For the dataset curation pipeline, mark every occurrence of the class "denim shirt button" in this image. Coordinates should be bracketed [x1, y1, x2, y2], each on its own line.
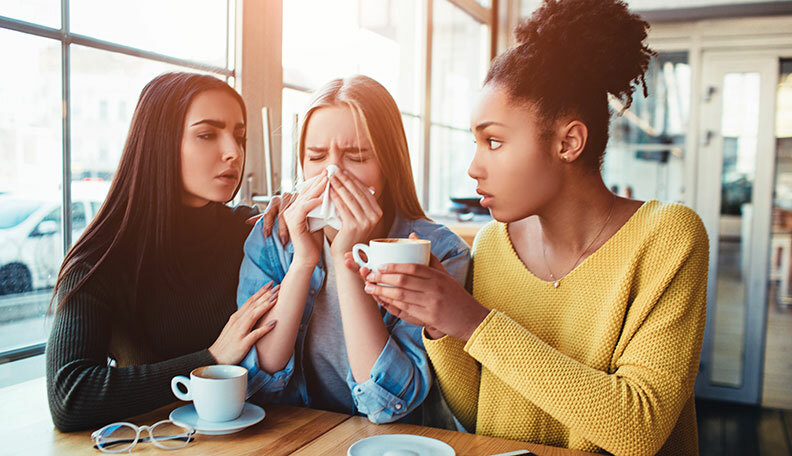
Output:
[309, 290, 316, 297]
[394, 403, 403, 410]
[299, 324, 305, 331]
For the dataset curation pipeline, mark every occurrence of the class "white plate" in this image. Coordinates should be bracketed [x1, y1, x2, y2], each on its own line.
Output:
[348, 434, 455, 456]
[169, 403, 265, 435]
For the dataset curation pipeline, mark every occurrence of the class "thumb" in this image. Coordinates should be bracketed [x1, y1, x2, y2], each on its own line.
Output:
[410, 232, 443, 270]
[429, 252, 444, 270]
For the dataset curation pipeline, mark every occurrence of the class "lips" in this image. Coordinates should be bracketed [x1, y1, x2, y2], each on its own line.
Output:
[215, 169, 240, 185]
[476, 188, 494, 207]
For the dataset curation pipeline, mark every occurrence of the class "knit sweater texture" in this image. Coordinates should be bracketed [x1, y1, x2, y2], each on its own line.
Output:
[46, 202, 256, 432]
[424, 201, 709, 456]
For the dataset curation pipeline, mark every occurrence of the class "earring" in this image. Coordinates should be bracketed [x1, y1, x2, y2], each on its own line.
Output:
[561, 155, 569, 161]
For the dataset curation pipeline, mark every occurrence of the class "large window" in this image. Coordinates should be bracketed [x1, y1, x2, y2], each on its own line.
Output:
[0, 1, 235, 386]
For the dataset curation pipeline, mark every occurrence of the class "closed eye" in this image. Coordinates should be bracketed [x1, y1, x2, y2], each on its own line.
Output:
[346, 154, 368, 162]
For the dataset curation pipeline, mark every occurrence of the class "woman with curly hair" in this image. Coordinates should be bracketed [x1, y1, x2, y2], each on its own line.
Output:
[357, 0, 709, 454]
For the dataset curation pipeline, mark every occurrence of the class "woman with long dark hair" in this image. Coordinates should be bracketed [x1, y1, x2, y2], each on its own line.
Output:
[46, 72, 278, 432]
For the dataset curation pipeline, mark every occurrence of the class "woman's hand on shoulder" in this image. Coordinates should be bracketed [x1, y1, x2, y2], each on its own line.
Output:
[209, 282, 280, 365]
[245, 192, 298, 247]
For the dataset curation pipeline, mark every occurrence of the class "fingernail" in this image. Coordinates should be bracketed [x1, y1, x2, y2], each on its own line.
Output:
[265, 320, 277, 327]
[364, 284, 374, 293]
[366, 273, 375, 281]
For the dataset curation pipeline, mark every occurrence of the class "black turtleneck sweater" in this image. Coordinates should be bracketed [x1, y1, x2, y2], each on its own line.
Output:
[45, 202, 257, 432]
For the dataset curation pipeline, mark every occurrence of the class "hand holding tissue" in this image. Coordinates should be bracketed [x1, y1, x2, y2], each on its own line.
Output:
[296, 165, 342, 232]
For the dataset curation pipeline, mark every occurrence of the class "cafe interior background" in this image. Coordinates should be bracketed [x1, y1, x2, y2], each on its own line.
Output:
[1, 0, 791, 451]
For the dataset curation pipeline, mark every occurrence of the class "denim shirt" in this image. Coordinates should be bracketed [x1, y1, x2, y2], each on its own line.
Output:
[236, 212, 470, 424]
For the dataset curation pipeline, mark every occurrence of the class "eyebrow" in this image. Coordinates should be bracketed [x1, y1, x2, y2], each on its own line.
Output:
[473, 121, 508, 132]
[190, 119, 245, 130]
[306, 146, 370, 153]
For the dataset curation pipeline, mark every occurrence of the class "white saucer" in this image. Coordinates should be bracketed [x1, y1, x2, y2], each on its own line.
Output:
[348, 434, 455, 456]
[169, 403, 265, 435]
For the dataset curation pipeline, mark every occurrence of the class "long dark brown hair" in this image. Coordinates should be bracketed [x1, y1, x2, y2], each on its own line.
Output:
[51, 72, 247, 311]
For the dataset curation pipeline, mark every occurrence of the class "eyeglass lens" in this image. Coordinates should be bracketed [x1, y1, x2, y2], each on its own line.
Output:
[150, 421, 194, 449]
[95, 423, 137, 453]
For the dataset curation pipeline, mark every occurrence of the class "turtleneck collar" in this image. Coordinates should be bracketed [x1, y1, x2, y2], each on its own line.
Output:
[176, 202, 223, 245]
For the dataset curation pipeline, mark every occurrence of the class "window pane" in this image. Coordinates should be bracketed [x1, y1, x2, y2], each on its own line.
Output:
[0, 0, 60, 29]
[402, 114, 424, 201]
[70, 45, 222, 235]
[70, 0, 229, 67]
[603, 52, 689, 203]
[0, 29, 61, 352]
[429, 125, 476, 215]
[431, 0, 490, 129]
[283, 0, 423, 115]
[280, 88, 312, 192]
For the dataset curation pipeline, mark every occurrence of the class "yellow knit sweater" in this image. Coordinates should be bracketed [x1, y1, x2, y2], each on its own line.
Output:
[424, 201, 709, 456]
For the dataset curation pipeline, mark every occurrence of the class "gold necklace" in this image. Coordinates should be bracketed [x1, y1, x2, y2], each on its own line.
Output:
[541, 196, 615, 289]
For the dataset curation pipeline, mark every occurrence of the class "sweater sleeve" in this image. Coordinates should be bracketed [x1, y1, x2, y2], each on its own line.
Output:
[462, 227, 709, 455]
[421, 226, 481, 432]
[422, 332, 480, 432]
[45, 266, 216, 432]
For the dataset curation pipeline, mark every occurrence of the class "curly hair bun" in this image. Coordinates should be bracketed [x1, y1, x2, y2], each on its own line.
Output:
[483, 0, 655, 169]
[514, 0, 654, 108]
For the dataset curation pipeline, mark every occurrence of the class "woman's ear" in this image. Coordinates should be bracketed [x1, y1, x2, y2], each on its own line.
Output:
[558, 120, 588, 164]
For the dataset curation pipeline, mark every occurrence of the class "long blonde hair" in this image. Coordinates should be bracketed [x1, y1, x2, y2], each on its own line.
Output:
[298, 75, 427, 221]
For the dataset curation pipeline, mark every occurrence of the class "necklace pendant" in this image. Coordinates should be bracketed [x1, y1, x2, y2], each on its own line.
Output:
[553, 280, 560, 288]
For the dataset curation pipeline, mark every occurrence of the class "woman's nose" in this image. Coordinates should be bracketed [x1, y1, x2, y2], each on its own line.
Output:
[222, 137, 242, 162]
[326, 152, 343, 170]
[468, 149, 485, 180]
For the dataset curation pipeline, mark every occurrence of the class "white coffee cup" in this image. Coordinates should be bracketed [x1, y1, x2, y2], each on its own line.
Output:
[352, 238, 431, 271]
[171, 365, 248, 422]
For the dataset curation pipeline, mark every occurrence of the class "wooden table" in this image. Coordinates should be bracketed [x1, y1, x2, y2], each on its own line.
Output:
[1, 377, 598, 456]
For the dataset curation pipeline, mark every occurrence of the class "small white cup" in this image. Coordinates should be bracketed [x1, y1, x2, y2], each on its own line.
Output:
[352, 238, 431, 271]
[171, 365, 248, 422]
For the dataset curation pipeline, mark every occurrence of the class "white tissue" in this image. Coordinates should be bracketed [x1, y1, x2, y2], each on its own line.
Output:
[296, 164, 342, 232]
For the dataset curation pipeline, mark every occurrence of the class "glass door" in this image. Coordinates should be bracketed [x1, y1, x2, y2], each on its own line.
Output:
[694, 53, 779, 404]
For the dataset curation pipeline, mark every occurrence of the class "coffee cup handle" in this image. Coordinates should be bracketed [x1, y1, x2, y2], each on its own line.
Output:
[352, 244, 371, 269]
[171, 376, 192, 401]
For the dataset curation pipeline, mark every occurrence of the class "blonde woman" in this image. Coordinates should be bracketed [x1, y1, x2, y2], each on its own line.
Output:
[236, 75, 470, 424]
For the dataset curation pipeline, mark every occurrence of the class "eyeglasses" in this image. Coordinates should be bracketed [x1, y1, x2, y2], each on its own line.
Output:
[91, 420, 196, 453]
